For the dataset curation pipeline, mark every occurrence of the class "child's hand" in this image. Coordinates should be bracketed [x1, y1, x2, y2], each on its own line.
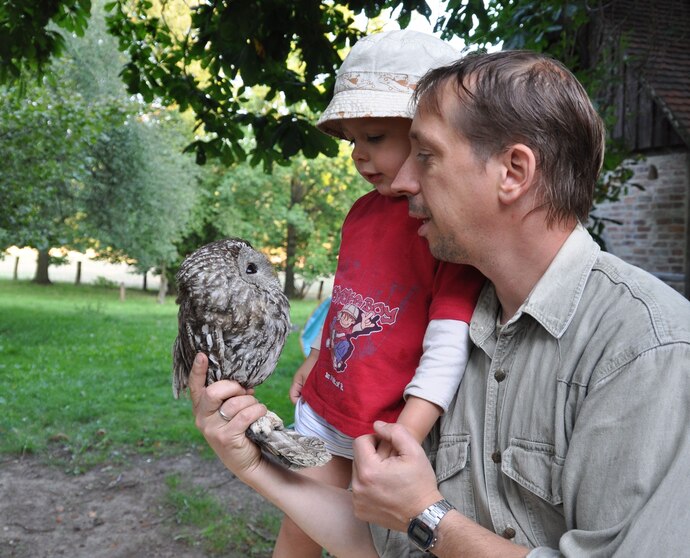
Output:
[289, 367, 308, 403]
[289, 349, 319, 404]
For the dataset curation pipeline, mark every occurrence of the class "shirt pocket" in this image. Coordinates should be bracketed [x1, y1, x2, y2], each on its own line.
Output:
[432, 434, 478, 521]
[434, 434, 471, 482]
[502, 438, 564, 506]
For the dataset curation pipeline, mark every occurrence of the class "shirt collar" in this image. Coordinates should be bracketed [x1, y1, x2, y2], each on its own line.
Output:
[471, 225, 600, 344]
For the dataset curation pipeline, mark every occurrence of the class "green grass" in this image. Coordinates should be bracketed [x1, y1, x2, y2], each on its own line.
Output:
[0, 279, 319, 469]
[165, 474, 281, 555]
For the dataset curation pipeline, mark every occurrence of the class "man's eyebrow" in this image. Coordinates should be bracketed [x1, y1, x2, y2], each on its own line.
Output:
[409, 129, 427, 144]
[410, 128, 437, 150]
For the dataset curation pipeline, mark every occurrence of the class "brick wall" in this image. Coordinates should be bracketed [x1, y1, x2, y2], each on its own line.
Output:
[593, 150, 689, 295]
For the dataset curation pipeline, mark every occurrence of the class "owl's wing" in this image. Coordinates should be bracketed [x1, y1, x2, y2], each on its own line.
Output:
[173, 320, 233, 397]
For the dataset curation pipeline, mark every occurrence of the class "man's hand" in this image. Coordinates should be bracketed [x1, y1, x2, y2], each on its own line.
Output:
[351, 421, 442, 531]
[189, 353, 266, 477]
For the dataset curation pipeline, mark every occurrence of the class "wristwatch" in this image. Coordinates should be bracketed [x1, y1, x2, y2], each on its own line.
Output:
[407, 498, 455, 553]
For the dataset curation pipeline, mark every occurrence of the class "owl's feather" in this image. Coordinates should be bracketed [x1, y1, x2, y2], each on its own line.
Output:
[172, 238, 331, 469]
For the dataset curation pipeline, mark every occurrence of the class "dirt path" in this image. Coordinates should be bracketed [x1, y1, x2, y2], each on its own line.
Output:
[0, 453, 281, 558]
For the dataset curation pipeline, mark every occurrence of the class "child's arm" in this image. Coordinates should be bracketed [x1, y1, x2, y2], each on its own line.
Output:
[289, 348, 319, 404]
[289, 326, 324, 404]
[374, 319, 470, 457]
[402, 318, 472, 438]
[396, 395, 443, 444]
[376, 397, 441, 457]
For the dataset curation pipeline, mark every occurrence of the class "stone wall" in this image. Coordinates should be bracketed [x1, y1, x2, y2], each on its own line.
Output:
[593, 150, 688, 296]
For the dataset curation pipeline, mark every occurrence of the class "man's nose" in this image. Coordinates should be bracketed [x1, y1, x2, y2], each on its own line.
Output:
[391, 155, 420, 196]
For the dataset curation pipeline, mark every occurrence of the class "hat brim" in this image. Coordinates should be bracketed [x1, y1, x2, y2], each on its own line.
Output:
[316, 89, 415, 138]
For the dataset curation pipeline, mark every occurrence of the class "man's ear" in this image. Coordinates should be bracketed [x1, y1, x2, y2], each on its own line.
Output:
[497, 144, 536, 205]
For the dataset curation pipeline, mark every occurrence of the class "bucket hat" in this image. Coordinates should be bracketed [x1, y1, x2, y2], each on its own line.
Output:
[316, 29, 458, 138]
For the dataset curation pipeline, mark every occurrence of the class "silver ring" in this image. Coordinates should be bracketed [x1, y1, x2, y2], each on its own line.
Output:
[218, 407, 231, 422]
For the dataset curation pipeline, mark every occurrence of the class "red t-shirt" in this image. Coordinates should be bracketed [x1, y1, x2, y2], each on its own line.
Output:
[301, 191, 485, 438]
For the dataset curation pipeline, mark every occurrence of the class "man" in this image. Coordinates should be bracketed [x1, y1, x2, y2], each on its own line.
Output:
[189, 51, 690, 557]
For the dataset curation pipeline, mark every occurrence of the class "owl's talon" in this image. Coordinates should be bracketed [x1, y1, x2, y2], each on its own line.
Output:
[249, 411, 284, 437]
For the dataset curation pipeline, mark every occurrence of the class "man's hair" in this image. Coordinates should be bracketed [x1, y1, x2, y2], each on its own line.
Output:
[414, 50, 606, 226]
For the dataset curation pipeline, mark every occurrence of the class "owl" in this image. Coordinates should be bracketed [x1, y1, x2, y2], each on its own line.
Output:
[172, 238, 331, 470]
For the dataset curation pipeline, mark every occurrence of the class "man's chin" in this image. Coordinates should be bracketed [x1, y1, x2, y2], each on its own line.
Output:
[428, 237, 466, 264]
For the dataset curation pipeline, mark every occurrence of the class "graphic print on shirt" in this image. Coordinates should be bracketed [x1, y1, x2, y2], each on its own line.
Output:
[327, 286, 399, 372]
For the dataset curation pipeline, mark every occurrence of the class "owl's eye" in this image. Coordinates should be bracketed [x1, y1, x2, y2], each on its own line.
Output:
[246, 263, 258, 274]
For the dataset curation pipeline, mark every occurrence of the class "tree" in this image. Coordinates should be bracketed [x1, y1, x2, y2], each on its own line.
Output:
[103, 0, 438, 169]
[105, 0, 638, 246]
[179, 146, 368, 298]
[3, 2, 629, 170]
[0, 68, 105, 283]
[84, 112, 199, 300]
[0, 1, 199, 286]
[0, 0, 92, 82]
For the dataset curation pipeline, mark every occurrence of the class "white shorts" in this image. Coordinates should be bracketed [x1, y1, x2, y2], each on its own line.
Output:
[294, 398, 355, 459]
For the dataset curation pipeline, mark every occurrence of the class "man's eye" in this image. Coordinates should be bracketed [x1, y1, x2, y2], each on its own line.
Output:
[416, 152, 431, 162]
[246, 263, 258, 274]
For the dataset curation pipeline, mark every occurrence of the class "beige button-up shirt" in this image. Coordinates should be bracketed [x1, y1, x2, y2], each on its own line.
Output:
[371, 225, 690, 556]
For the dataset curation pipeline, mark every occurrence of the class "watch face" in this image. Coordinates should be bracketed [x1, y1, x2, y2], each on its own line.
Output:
[408, 518, 435, 550]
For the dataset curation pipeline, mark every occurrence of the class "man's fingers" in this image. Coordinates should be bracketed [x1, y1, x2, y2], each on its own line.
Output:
[188, 353, 208, 410]
[372, 421, 416, 457]
[353, 433, 379, 461]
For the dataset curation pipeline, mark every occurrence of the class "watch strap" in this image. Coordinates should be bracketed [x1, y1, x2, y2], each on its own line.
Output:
[408, 498, 455, 552]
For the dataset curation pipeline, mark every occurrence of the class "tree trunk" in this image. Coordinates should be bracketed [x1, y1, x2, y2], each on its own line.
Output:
[284, 221, 297, 299]
[284, 175, 306, 299]
[142, 272, 148, 292]
[13, 256, 19, 280]
[157, 263, 168, 304]
[75, 261, 82, 285]
[33, 248, 52, 285]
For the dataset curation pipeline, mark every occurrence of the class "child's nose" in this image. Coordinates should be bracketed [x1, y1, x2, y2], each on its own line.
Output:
[351, 143, 368, 162]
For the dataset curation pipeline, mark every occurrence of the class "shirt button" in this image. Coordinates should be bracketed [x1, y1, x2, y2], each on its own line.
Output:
[494, 369, 507, 382]
[491, 450, 502, 463]
[502, 527, 516, 539]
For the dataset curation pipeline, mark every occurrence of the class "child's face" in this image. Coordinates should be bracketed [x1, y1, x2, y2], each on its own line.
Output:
[339, 117, 411, 197]
[338, 311, 356, 327]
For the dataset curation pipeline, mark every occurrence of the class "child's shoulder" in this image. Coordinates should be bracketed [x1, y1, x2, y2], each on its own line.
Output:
[350, 190, 408, 215]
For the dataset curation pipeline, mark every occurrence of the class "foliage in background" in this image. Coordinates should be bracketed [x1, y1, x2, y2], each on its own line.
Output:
[0, 0, 92, 82]
[0, 63, 106, 254]
[175, 146, 367, 298]
[84, 114, 199, 277]
[0, 1, 200, 285]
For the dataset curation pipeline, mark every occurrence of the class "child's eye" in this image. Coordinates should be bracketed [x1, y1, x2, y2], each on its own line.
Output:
[367, 135, 384, 143]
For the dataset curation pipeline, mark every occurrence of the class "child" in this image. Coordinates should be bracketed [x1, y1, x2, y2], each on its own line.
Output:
[274, 30, 485, 558]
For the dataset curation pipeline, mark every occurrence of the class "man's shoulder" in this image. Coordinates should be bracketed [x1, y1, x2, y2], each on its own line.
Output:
[590, 251, 690, 342]
[563, 251, 690, 389]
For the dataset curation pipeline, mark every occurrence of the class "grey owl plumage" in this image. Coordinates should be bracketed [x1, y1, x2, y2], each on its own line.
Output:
[172, 238, 331, 470]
